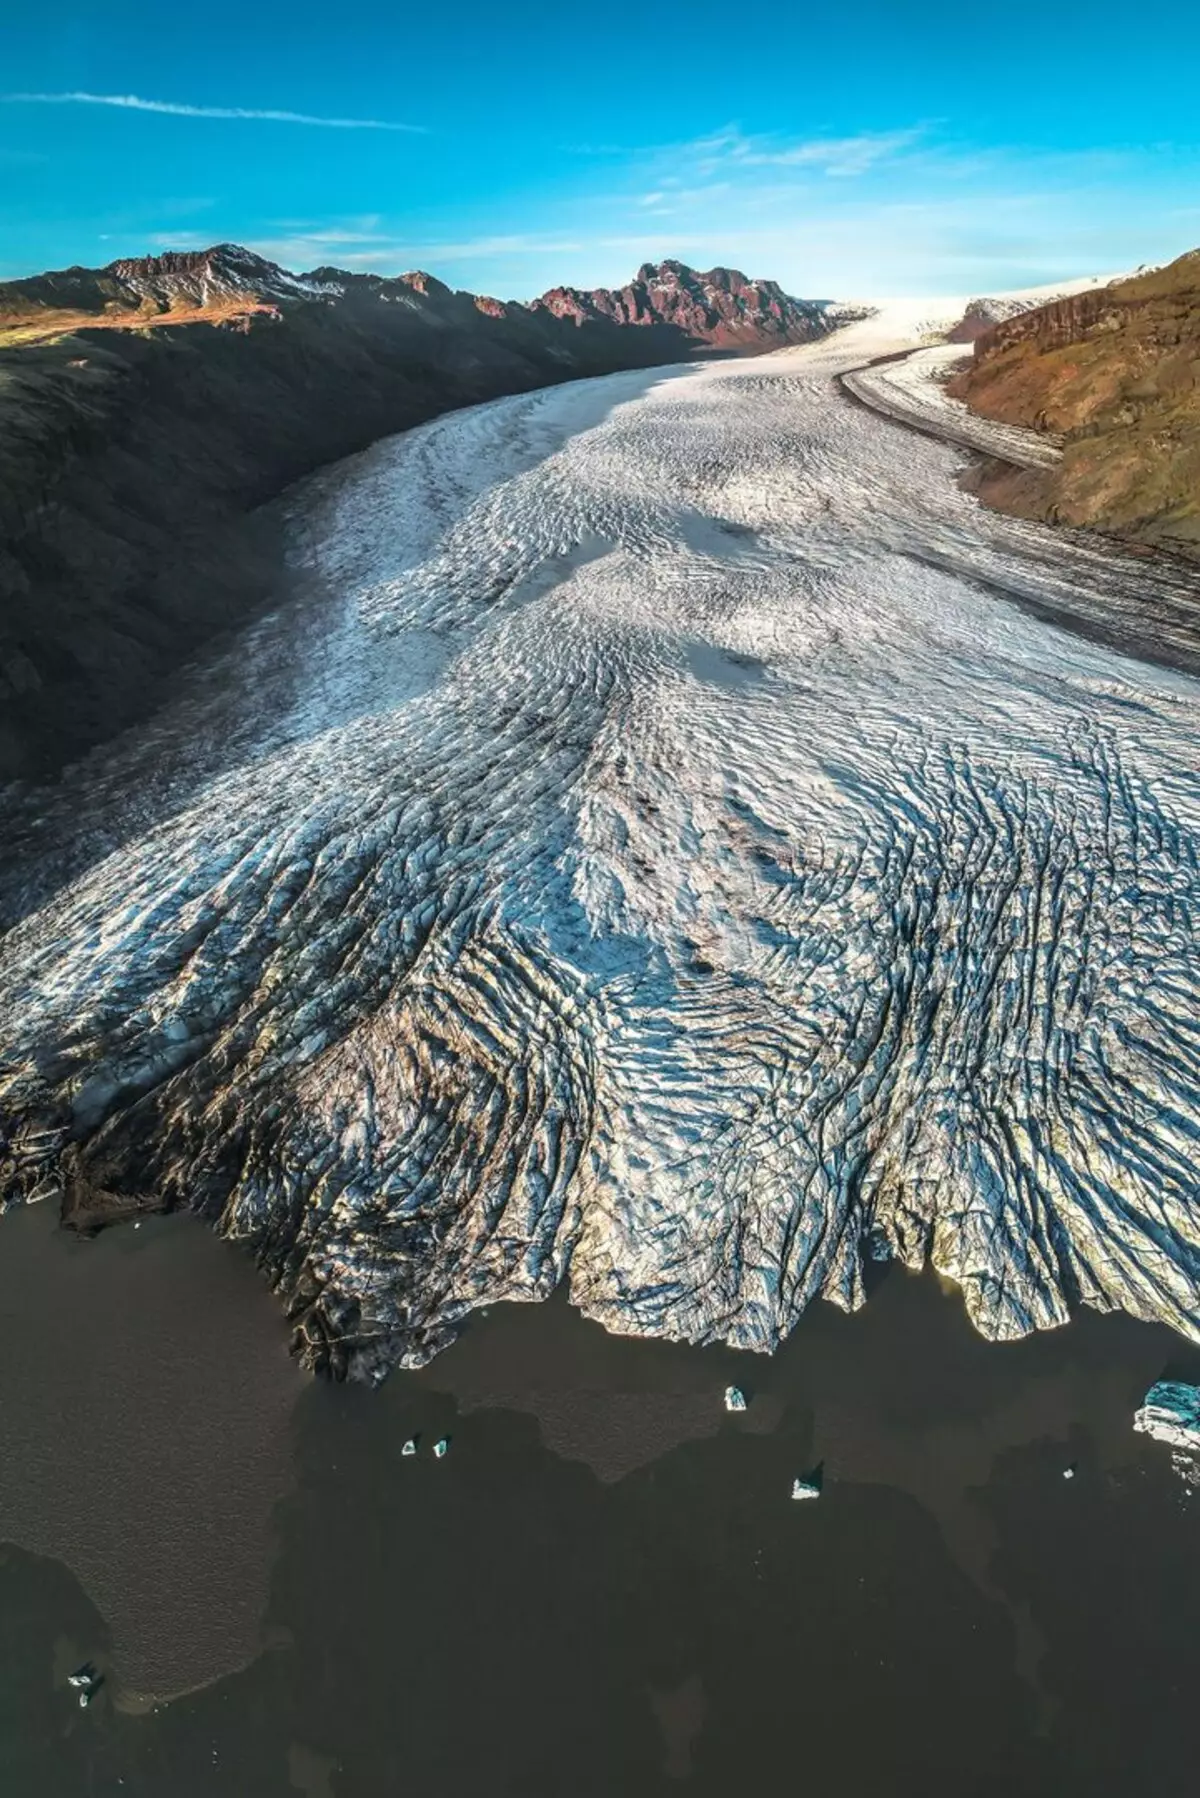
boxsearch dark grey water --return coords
[1,1202,1199,1796]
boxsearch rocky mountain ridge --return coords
[0,243,833,350]
[946,289,1101,344]
[536,258,830,346]
[0,243,328,322]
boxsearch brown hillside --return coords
[948,250,1200,552]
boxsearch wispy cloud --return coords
[687,125,925,177]
[158,228,394,256]
[248,231,589,271]
[1,91,425,132]
[563,126,924,178]
[226,226,725,280]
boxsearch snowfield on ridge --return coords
[2,314,1200,1378]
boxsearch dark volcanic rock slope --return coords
[0,246,831,782]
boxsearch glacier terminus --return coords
[2,310,1199,1381]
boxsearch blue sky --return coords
[3,0,1199,297]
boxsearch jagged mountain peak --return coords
[102,243,338,308]
[636,258,755,288]
[534,260,828,349]
[106,242,274,278]
[0,241,340,323]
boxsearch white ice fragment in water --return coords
[1133,1382,1200,1454]
[401,1437,418,1457]
[1062,1466,1076,1480]
[1170,1453,1200,1492]
[791,1479,821,1502]
[724,1386,747,1413]
[433,1437,450,1458]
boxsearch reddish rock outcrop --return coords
[534,259,828,349]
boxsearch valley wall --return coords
[948,251,1200,558]
[0,251,827,782]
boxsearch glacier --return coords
[2,313,1199,1380]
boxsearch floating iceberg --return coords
[1134,1382,1200,1453]
[433,1437,450,1459]
[69,1662,103,1707]
[724,1386,747,1413]
[401,1436,418,1458]
[791,1478,821,1502]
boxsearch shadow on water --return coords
[2,1211,1200,1795]
[0,1203,301,1704]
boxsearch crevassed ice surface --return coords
[2,328,1200,1378]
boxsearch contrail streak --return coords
[1,91,425,131]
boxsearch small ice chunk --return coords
[724,1385,747,1413]
[433,1437,450,1459]
[1134,1381,1200,1453]
[1171,1452,1200,1491]
[68,1663,97,1689]
[791,1478,821,1502]
[1062,1465,1076,1480]
[401,1437,419,1458]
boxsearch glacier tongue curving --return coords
[2,333,1200,1380]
